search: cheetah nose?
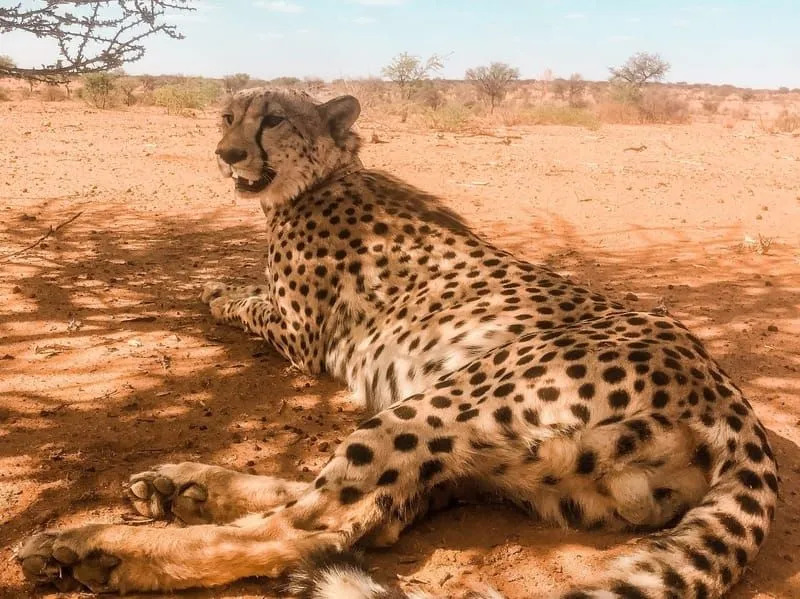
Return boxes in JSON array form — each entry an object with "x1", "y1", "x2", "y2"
[{"x1": 216, "y1": 147, "x2": 248, "y2": 165}]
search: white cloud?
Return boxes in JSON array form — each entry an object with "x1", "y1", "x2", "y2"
[
  {"x1": 296, "y1": 27, "x2": 311, "y2": 34},
  {"x1": 352, "y1": 16, "x2": 376, "y2": 24},
  {"x1": 564, "y1": 12, "x2": 586, "y2": 19},
  {"x1": 608, "y1": 34, "x2": 634, "y2": 42},
  {"x1": 255, "y1": 1, "x2": 304, "y2": 13},
  {"x1": 352, "y1": 0, "x2": 405, "y2": 5}
]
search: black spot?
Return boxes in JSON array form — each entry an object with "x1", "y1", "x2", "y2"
[
  {"x1": 694, "y1": 581, "x2": 709, "y2": 599},
  {"x1": 523, "y1": 365, "x2": 547, "y2": 379},
  {"x1": 628, "y1": 351, "x2": 652, "y2": 362},
  {"x1": 726, "y1": 415, "x2": 743, "y2": 431},
  {"x1": 602, "y1": 366, "x2": 627, "y2": 384},
  {"x1": 576, "y1": 450, "x2": 596, "y2": 474},
  {"x1": 686, "y1": 549, "x2": 712, "y2": 572},
  {"x1": 358, "y1": 417, "x2": 381, "y2": 429},
  {"x1": 610, "y1": 582, "x2": 648, "y2": 599},
  {"x1": 566, "y1": 364, "x2": 587, "y2": 379},
  {"x1": 455, "y1": 409, "x2": 479, "y2": 422},
  {"x1": 751, "y1": 526, "x2": 765, "y2": 545},
  {"x1": 428, "y1": 437, "x2": 454, "y2": 453},
  {"x1": 692, "y1": 444, "x2": 712, "y2": 471},
  {"x1": 427, "y1": 415, "x2": 444, "y2": 428},
  {"x1": 420, "y1": 459, "x2": 444, "y2": 481},
  {"x1": 735, "y1": 494, "x2": 764, "y2": 516},
  {"x1": 737, "y1": 469, "x2": 763, "y2": 490},
  {"x1": 339, "y1": 486, "x2": 362, "y2": 504},
  {"x1": 430, "y1": 396, "x2": 451, "y2": 409},
  {"x1": 616, "y1": 434, "x2": 637, "y2": 457},
  {"x1": 608, "y1": 389, "x2": 630, "y2": 409},
  {"x1": 764, "y1": 472, "x2": 778, "y2": 493},
  {"x1": 494, "y1": 406, "x2": 513, "y2": 424},
  {"x1": 537, "y1": 386, "x2": 560, "y2": 402},
  {"x1": 314, "y1": 476, "x2": 327, "y2": 489},
  {"x1": 578, "y1": 383, "x2": 595, "y2": 399},
  {"x1": 743, "y1": 442, "x2": 764, "y2": 463},
  {"x1": 662, "y1": 567, "x2": 687, "y2": 590},
  {"x1": 393, "y1": 405, "x2": 417, "y2": 420},
  {"x1": 571, "y1": 404, "x2": 590, "y2": 423},
  {"x1": 559, "y1": 497, "x2": 583, "y2": 527},
  {"x1": 377, "y1": 469, "x2": 399, "y2": 486},
  {"x1": 651, "y1": 371, "x2": 670, "y2": 385},
  {"x1": 523, "y1": 408, "x2": 539, "y2": 425},
  {"x1": 494, "y1": 383, "x2": 516, "y2": 397},
  {"x1": 735, "y1": 547, "x2": 748, "y2": 567},
  {"x1": 652, "y1": 390, "x2": 670, "y2": 408},
  {"x1": 702, "y1": 535, "x2": 729, "y2": 555},
  {"x1": 716, "y1": 513, "x2": 746, "y2": 537},
  {"x1": 626, "y1": 419, "x2": 652, "y2": 441},
  {"x1": 394, "y1": 433, "x2": 418, "y2": 452},
  {"x1": 346, "y1": 443, "x2": 374, "y2": 465}
]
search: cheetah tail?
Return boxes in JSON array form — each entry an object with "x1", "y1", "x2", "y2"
[{"x1": 560, "y1": 416, "x2": 779, "y2": 599}]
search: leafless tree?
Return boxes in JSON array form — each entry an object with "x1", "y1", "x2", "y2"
[
  {"x1": 465, "y1": 62, "x2": 520, "y2": 112},
  {"x1": 382, "y1": 52, "x2": 444, "y2": 98},
  {"x1": 0, "y1": 1, "x2": 192, "y2": 83}
]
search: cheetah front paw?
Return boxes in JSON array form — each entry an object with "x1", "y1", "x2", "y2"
[
  {"x1": 200, "y1": 281, "x2": 229, "y2": 304},
  {"x1": 17, "y1": 528, "x2": 121, "y2": 593},
  {"x1": 125, "y1": 463, "x2": 214, "y2": 525}
]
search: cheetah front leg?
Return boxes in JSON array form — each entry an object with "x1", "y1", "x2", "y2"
[
  {"x1": 19, "y1": 402, "x2": 475, "y2": 594},
  {"x1": 124, "y1": 462, "x2": 307, "y2": 524},
  {"x1": 17, "y1": 518, "x2": 342, "y2": 593},
  {"x1": 201, "y1": 281, "x2": 272, "y2": 331}
]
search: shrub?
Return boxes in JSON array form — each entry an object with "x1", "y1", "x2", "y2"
[
  {"x1": 638, "y1": 89, "x2": 689, "y2": 123},
  {"x1": 512, "y1": 105, "x2": 599, "y2": 129},
  {"x1": 42, "y1": 84, "x2": 66, "y2": 102},
  {"x1": 223, "y1": 73, "x2": 250, "y2": 93},
  {"x1": 82, "y1": 73, "x2": 117, "y2": 108},
  {"x1": 765, "y1": 110, "x2": 800, "y2": 133},
  {"x1": 153, "y1": 79, "x2": 222, "y2": 115},
  {"x1": 423, "y1": 104, "x2": 473, "y2": 132},
  {"x1": 702, "y1": 99, "x2": 720, "y2": 114},
  {"x1": 0, "y1": 86, "x2": 10, "y2": 101},
  {"x1": 117, "y1": 77, "x2": 139, "y2": 106}
]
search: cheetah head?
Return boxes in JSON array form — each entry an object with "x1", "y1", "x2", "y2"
[{"x1": 216, "y1": 88, "x2": 362, "y2": 208}]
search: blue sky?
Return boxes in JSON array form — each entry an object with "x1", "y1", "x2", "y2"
[{"x1": 2, "y1": 1, "x2": 799, "y2": 88}]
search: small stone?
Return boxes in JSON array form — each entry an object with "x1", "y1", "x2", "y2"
[
  {"x1": 767, "y1": 325, "x2": 778, "y2": 332},
  {"x1": 624, "y1": 292, "x2": 639, "y2": 301},
  {"x1": 318, "y1": 441, "x2": 330, "y2": 452}
]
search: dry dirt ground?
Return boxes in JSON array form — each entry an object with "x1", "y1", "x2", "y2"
[{"x1": 1, "y1": 99, "x2": 799, "y2": 599}]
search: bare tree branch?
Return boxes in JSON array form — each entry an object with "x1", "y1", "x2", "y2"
[{"x1": 0, "y1": 1, "x2": 193, "y2": 83}]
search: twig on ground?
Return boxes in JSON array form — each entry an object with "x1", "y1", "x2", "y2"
[{"x1": 1, "y1": 211, "x2": 84, "y2": 261}]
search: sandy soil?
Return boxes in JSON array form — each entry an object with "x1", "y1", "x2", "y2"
[{"x1": 1, "y1": 99, "x2": 799, "y2": 598}]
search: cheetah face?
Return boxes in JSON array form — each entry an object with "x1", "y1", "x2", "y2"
[{"x1": 216, "y1": 88, "x2": 361, "y2": 203}]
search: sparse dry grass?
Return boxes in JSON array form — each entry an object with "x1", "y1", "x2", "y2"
[{"x1": 1, "y1": 76, "x2": 798, "y2": 133}]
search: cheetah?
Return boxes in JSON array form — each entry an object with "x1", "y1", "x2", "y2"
[{"x1": 17, "y1": 89, "x2": 778, "y2": 599}]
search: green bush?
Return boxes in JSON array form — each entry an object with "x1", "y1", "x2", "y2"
[
  {"x1": 82, "y1": 73, "x2": 117, "y2": 108},
  {"x1": 423, "y1": 104, "x2": 474, "y2": 132},
  {"x1": 153, "y1": 79, "x2": 222, "y2": 115}
]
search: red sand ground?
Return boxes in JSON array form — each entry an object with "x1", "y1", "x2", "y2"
[{"x1": 1, "y1": 99, "x2": 798, "y2": 598}]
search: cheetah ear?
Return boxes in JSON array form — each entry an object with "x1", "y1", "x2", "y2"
[{"x1": 318, "y1": 95, "x2": 360, "y2": 141}]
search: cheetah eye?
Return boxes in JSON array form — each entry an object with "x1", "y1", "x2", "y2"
[
  {"x1": 222, "y1": 113, "x2": 234, "y2": 126},
  {"x1": 262, "y1": 114, "x2": 285, "y2": 129}
]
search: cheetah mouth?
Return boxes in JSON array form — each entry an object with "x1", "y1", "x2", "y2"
[{"x1": 233, "y1": 169, "x2": 276, "y2": 193}]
